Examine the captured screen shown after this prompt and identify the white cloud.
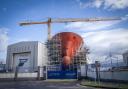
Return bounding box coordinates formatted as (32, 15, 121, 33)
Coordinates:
(64, 15, 127, 32)
(93, 0, 104, 8)
(82, 28, 128, 63)
(0, 28, 9, 52)
(121, 14, 128, 20)
(65, 20, 120, 32)
(77, 0, 128, 10)
(104, 0, 128, 9)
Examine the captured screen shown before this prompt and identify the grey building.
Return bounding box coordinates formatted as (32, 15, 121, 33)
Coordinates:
(0, 63, 6, 72)
(123, 51, 128, 66)
(6, 41, 47, 72)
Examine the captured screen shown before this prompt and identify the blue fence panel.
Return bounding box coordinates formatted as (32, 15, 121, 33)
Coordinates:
(47, 70, 77, 79)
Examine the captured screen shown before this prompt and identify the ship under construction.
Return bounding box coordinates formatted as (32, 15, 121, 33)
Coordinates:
(46, 32, 88, 71)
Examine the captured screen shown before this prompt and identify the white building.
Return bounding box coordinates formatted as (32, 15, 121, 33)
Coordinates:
(123, 51, 128, 66)
(6, 41, 47, 72)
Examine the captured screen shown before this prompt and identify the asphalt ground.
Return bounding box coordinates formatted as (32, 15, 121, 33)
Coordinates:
(0, 80, 105, 89)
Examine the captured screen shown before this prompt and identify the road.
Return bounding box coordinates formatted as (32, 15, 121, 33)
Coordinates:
(0, 80, 104, 89)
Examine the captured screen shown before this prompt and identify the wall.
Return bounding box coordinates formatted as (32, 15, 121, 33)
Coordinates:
(37, 42, 47, 67)
(0, 72, 38, 78)
(100, 71, 128, 81)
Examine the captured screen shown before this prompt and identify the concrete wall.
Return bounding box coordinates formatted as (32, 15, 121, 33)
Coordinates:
(0, 73, 38, 78)
(0, 73, 14, 78)
(100, 71, 128, 81)
(17, 73, 38, 78)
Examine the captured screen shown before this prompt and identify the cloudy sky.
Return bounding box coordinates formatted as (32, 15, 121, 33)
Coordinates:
(0, 0, 128, 63)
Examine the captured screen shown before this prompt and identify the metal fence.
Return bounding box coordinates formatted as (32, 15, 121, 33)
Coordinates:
(80, 61, 128, 82)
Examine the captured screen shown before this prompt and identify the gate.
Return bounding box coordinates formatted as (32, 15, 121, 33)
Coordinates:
(47, 66, 77, 79)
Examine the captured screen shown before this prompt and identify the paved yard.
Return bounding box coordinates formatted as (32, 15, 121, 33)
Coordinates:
(0, 80, 104, 89)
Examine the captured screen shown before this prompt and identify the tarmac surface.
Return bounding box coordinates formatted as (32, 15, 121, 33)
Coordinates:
(0, 80, 104, 89)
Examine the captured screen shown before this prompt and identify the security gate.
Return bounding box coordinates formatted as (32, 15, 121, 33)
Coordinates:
(47, 66, 77, 79)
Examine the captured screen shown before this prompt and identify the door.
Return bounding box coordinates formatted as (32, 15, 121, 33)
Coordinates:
(13, 52, 31, 72)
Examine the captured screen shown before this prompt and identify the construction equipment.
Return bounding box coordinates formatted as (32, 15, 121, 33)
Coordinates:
(20, 17, 121, 40)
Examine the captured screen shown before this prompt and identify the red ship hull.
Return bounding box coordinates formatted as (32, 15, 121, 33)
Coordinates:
(53, 32, 83, 66)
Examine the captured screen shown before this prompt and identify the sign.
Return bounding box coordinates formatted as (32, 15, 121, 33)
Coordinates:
(18, 59, 28, 67)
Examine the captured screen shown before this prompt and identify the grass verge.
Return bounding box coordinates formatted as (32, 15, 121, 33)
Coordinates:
(80, 80, 128, 89)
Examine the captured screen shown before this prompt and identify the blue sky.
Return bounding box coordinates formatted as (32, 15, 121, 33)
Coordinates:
(0, 0, 128, 63)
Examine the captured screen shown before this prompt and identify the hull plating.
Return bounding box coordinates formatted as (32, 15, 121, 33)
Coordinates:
(52, 32, 83, 66)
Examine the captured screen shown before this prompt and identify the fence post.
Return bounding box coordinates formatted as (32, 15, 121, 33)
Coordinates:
(43, 66, 47, 80)
(77, 65, 81, 80)
(95, 61, 100, 84)
(37, 66, 40, 80)
(85, 64, 88, 78)
(14, 66, 18, 80)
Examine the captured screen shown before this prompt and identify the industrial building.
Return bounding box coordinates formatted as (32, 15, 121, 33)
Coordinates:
(6, 41, 47, 72)
(0, 62, 6, 72)
(123, 51, 128, 66)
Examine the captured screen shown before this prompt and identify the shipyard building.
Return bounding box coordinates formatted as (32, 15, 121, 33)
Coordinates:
(5, 32, 88, 79)
(6, 41, 47, 72)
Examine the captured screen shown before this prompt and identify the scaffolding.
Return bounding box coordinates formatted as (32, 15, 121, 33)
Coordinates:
(72, 46, 88, 70)
(46, 35, 89, 71)
(46, 34, 62, 70)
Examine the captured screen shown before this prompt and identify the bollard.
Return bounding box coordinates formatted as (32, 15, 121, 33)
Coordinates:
(37, 66, 40, 80)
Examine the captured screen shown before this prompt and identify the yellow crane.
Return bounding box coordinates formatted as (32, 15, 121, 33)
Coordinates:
(19, 17, 121, 40)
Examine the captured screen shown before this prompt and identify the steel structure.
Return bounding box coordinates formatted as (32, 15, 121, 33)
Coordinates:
(20, 17, 121, 40)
